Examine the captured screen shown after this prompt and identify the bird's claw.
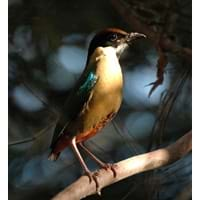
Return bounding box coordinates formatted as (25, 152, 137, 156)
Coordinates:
(102, 163, 117, 177)
(85, 171, 101, 195)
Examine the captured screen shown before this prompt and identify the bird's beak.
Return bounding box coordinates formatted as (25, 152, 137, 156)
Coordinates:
(126, 32, 146, 43)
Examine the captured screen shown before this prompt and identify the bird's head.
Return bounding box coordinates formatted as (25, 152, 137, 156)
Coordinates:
(86, 28, 146, 64)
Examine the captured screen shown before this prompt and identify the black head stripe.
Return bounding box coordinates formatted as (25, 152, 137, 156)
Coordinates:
(86, 28, 129, 65)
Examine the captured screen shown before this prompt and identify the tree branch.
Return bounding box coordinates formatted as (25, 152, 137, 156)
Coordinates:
(110, 0, 192, 62)
(52, 130, 192, 200)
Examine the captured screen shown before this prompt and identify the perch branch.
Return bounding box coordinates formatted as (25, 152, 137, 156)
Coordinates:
(52, 130, 192, 200)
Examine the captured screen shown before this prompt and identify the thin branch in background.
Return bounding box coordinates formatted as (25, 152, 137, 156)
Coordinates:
(147, 0, 171, 97)
(22, 81, 59, 116)
(112, 119, 141, 154)
(110, 0, 192, 61)
(148, 67, 190, 150)
(8, 120, 56, 146)
(111, 0, 191, 98)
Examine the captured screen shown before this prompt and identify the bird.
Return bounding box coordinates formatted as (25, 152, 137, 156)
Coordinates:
(48, 28, 146, 191)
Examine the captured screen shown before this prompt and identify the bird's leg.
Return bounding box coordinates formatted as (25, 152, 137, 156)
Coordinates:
(79, 142, 117, 177)
(71, 137, 100, 192)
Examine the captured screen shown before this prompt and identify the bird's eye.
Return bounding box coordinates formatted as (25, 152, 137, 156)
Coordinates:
(109, 33, 118, 41)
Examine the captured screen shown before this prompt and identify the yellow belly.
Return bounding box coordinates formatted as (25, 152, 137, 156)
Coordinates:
(81, 46, 123, 132)
(66, 46, 123, 138)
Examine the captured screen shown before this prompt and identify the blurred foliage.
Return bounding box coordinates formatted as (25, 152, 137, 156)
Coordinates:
(9, 0, 191, 199)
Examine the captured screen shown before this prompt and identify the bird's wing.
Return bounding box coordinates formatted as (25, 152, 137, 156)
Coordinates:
(50, 68, 98, 147)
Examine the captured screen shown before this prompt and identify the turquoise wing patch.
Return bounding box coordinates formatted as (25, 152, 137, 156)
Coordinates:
(78, 72, 98, 95)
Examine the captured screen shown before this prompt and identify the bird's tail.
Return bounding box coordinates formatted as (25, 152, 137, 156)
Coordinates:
(48, 152, 60, 161)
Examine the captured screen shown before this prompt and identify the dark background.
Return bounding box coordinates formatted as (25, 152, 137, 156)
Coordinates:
(8, 0, 191, 199)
